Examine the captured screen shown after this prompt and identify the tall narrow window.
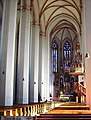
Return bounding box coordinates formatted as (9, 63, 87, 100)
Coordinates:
(52, 41, 58, 72)
(63, 41, 71, 68)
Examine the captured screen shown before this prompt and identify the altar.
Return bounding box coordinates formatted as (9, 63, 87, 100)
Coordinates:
(59, 94, 73, 102)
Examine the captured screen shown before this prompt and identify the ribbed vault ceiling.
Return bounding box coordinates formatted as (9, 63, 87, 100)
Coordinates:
(34, 0, 82, 40)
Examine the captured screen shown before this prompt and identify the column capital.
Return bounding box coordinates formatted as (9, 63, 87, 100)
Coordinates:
(33, 21, 40, 26)
(40, 31, 46, 36)
(17, 0, 31, 12)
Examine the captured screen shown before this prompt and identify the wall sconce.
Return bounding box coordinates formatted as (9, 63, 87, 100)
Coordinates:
(85, 52, 90, 59)
(2, 71, 5, 74)
(34, 82, 36, 84)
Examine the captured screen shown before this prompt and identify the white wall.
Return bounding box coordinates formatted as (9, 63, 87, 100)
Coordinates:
(84, 0, 91, 109)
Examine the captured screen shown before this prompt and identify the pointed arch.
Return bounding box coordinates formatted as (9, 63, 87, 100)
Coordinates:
(62, 39, 72, 69)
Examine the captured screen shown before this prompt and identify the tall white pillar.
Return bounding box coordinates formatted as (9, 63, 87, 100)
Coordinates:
(0, 0, 17, 106)
(83, 0, 91, 109)
(17, 0, 30, 104)
(39, 33, 50, 101)
(29, 21, 33, 102)
(45, 36, 50, 101)
(29, 22, 34, 102)
(30, 22, 40, 102)
(38, 35, 42, 102)
(40, 35, 46, 101)
(40, 34, 50, 101)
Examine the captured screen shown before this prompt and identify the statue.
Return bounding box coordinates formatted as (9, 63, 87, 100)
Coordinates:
(75, 41, 82, 73)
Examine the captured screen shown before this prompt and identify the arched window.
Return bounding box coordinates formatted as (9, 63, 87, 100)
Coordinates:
(63, 41, 71, 68)
(52, 41, 58, 72)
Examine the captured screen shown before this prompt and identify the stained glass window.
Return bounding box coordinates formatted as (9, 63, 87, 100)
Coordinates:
(63, 41, 71, 68)
(52, 41, 58, 72)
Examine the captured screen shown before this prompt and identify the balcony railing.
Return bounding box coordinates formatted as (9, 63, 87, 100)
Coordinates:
(78, 82, 86, 103)
(0, 101, 61, 116)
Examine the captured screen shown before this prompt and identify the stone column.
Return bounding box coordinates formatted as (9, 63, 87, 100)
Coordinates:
(30, 22, 40, 102)
(0, 0, 17, 106)
(40, 34, 46, 101)
(29, 22, 34, 102)
(17, 0, 30, 104)
(38, 34, 42, 102)
(40, 34, 50, 101)
(45, 35, 50, 101)
(83, 0, 91, 109)
(29, 21, 33, 102)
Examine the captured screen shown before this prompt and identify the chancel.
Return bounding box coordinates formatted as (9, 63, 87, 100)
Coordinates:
(0, 0, 91, 119)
